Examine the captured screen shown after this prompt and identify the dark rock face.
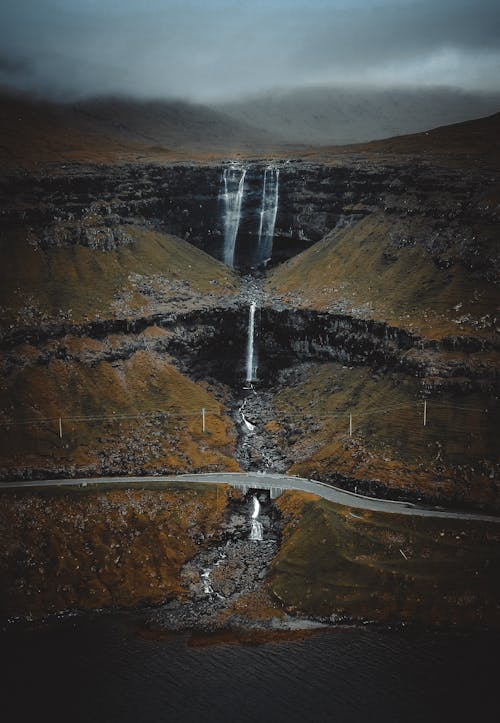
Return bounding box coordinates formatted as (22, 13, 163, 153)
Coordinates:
(2, 160, 497, 273)
(166, 308, 422, 385)
(140, 307, 497, 385)
(0, 305, 419, 380)
(2, 303, 496, 387)
(258, 309, 418, 379)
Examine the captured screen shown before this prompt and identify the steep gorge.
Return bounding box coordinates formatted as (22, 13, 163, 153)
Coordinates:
(0, 122, 499, 509)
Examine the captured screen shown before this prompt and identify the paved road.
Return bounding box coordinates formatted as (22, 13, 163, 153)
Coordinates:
(1, 471, 499, 523)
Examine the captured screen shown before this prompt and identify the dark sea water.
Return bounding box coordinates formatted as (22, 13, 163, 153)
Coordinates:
(2, 615, 497, 723)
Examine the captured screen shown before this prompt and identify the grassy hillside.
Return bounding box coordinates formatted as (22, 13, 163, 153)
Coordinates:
(0, 91, 278, 168)
(2, 484, 499, 627)
(0, 91, 149, 167)
(0, 225, 239, 325)
(347, 110, 500, 164)
(0, 483, 232, 617)
(2, 89, 499, 169)
(219, 87, 500, 146)
(271, 491, 500, 627)
(0, 349, 239, 479)
(268, 362, 499, 509)
(266, 212, 499, 340)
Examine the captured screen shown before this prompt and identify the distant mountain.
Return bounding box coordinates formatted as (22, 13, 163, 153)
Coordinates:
(0, 90, 279, 167)
(217, 86, 500, 145)
(71, 96, 279, 151)
(347, 110, 500, 162)
(2, 86, 500, 169)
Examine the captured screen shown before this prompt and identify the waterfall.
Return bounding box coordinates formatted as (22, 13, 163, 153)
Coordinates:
(201, 568, 214, 595)
(250, 495, 263, 541)
(256, 167, 279, 266)
(220, 167, 246, 267)
(245, 302, 257, 382)
(200, 552, 226, 598)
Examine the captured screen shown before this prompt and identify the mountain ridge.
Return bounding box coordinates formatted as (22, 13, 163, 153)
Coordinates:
(217, 85, 500, 146)
(0, 88, 279, 168)
(2, 86, 500, 169)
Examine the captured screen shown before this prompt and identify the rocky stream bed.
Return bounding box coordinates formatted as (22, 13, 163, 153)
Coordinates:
(147, 490, 286, 632)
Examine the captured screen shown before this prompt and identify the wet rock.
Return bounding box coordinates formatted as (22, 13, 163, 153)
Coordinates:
(148, 493, 281, 632)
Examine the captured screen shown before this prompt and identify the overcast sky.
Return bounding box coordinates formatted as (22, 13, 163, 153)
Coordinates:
(1, 0, 499, 101)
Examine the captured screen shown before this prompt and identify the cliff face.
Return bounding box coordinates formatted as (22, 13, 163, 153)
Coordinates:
(2, 159, 497, 275)
(2, 156, 497, 342)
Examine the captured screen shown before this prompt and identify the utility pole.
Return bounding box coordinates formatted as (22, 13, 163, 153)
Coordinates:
(59, 417, 63, 439)
(423, 400, 427, 427)
(349, 413, 353, 437)
(202, 407, 206, 433)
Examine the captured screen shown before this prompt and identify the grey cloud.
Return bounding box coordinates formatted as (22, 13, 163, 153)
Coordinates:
(0, 0, 499, 100)
(0, 53, 33, 76)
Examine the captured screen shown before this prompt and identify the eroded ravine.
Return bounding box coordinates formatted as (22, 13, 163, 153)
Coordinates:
(148, 490, 281, 631)
(0, 158, 498, 509)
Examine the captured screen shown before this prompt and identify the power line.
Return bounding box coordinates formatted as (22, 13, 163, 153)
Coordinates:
(0, 409, 222, 426)
(0, 401, 493, 428)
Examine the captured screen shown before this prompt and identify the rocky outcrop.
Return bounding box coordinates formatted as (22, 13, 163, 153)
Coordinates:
(2, 301, 496, 388)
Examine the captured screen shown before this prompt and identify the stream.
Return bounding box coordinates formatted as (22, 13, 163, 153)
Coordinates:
(148, 490, 279, 632)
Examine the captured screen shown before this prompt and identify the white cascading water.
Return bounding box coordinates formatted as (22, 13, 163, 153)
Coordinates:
(201, 553, 226, 598)
(245, 302, 257, 382)
(239, 399, 256, 431)
(221, 167, 246, 267)
(201, 568, 214, 594)
(250, 494, 263, 541)
(256, 167, 279, 266)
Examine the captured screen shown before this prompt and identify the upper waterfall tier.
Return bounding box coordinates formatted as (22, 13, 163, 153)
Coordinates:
(256, 167, 280, 267)
(220, 167, 247, 267)
(6, 160, 495, 279)
(218, 164, 281, 269)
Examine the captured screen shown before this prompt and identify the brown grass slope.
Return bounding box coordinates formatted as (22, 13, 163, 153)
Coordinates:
(4, 89, 498, 169)
(0, 349, 239, 479)
(268, 362, 499, 509)
(305, 111, 500, 169)
(271, 492, 500, 627)
(0, 225, 239, 325)
(0, 483, 232, 617)
(267, 212, 499, 340)
(0, 90, 279, 168)
(353, 111, 500, 161)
